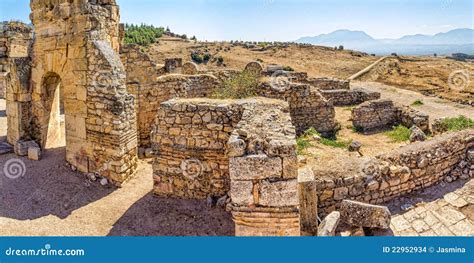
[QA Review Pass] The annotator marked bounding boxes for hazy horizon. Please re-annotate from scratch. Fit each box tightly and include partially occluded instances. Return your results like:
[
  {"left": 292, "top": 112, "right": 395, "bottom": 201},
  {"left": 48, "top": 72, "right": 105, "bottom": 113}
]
[{"left": 1, "top": 0, "right": 473, "bottom": 41}]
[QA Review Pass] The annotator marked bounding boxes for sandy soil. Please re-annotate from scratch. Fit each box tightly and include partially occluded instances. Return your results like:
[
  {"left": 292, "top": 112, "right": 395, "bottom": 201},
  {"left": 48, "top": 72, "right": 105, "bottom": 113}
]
[
  {"left": 147, "top": 37, "right": 379, "bottom": 79},
  {"left": 0, "top": 99, "right": 234, "bottom": 236}
]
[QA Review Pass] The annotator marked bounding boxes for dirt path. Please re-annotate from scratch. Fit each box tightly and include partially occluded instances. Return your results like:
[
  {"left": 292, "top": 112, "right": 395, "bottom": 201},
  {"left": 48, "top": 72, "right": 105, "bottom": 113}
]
[
  {"left": 347, "top": 57, "right": 388, "bottom": 80},
  {"left": 352, "top": 81, "right": 474, "bottom": 119}
]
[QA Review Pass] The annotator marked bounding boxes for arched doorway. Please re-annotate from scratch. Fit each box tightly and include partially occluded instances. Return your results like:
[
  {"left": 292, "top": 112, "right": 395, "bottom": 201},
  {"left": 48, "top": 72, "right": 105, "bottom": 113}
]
[{"left": 42, "top": 72, "right": 66, "bottom": 149}]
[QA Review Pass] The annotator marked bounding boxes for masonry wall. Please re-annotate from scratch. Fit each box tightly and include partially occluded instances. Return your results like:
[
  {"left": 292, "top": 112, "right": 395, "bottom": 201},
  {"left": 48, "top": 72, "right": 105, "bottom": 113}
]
[
  {"left": 0, "top": 22, "right": 33, "bottom": 144},
  {"left": 320, "top": 88, "right": 380, "bottom": 106},
  {"left": 152, "top": 98, "right": 244, "bottom": 199},
  {"left": 151, "top": 97, "right": 300, "bottom": 236},
  {"left": 352, "top": 99, "right": 430, "bottom": 132},
  {"left": 134, "top": 74, "right": 220, "bottom": 147},
  {"left": 258, "top": 82, "right": 337, "bottom": 136},
  {"left": 301, "top": 77, "right": 350, "bottom": 90},
  {"left": 305, "top": 129, "right": 473, "bottom": 216},
  {"left": 24, "top": 0, "right": 138, "bottom": 184}
]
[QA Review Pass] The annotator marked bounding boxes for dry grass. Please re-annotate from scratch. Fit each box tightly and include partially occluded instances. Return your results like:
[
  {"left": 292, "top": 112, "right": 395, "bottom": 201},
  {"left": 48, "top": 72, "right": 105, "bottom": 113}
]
[{"left": 146, "top": 37, "right": 379, "bottom": 79}]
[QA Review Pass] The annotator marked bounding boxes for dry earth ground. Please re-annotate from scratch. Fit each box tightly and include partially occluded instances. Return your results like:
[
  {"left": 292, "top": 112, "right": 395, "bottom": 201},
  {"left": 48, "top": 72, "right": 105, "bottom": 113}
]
[
  {"left": 148, "top": 37, "right": 379, "bottom": 79},
  {"left": 0, "top": 98, "right": 234, "bottom": 236}
]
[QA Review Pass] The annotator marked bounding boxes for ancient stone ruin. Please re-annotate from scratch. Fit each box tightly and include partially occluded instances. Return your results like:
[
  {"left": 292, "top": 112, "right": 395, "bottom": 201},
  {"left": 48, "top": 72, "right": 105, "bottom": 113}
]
[
  {"left": 1, "top": 0, "right": 471, "bottom": 237},
  {"left": 352, "top": 99, "right": 430, "bottom": 133}
]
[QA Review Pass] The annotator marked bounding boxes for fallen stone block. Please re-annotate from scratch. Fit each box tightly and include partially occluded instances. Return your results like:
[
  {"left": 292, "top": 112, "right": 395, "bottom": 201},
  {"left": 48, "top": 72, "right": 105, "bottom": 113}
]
[
  {"left": 340, "top": 200, "right": 391, "bottom": 229},
  {"left": 15, "top": 140, "right": 39, "bottom": 156},
  {"left": 27, "top": 146, "right": 42, "bottom": 161},
  {"left": 409, "top": 126, "right": 427, "bottom": 143},
  {"left": 318, "top": 211, "right": 341, "bottom": 236}
]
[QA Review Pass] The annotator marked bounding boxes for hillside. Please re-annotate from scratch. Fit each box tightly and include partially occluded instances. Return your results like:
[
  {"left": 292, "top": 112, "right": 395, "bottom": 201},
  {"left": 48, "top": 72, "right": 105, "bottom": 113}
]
[
  {"left": 146, "top": 36, "right": 379, "bottom": 79},
  {"left": 359, "top": 56, "right": 474, "bottom": 105}
]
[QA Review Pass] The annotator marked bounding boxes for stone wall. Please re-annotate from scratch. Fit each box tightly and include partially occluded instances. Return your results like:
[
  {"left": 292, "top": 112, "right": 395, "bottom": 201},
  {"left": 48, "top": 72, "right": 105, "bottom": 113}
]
[
  {"left": 258, "top": 82, "right": 338, "bottom": 136},
  {"left": 152, "top": 98, "right": 244, "bottom": 199},
  {"left": 151, "top": 97, "right": 300, "bottom": 236},
  {"left": 135, "top": 74, "right": 220, "bottom": 147},
  {"left": 302, "top": 129, "right": 473, "bottom": 216},
  {"left": 301, "top": 77, "right": 350, "bottom": 90},
  {"left": 320, "top": 87, "right": 380, "bottom": 106},
  {"left": 0, "top": 22, "right": 33, "bottom": 143},
  {"left": 6, "top": 0, "right": 139, "bottom": 184},
  {"left": 352, "top": 99, "right": 430, "bottom": 133}
]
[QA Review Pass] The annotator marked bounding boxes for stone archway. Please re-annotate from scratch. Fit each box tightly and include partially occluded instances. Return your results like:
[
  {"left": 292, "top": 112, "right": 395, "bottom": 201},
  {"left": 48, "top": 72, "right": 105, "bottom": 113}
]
[
  {"left": 41, "top": 72, "right": 65, "bottom": 149},
  {"left": 24, "top": 0, "right": 137, "bottom": 183}
]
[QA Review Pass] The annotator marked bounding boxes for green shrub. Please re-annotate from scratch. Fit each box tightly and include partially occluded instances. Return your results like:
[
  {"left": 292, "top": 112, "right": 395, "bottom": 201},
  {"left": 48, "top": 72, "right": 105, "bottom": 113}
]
[
  {"left": 411, "top": 99, "right": 424, "bottom": 106},
  {"left": 385, "top": 125, "right": 410, "bottom": 142},
  {"left": 124, "top": 23, "right": 164, "bottom": 47},
  {"left": 441, "top": 116, "right": 474, "bottom": 131},
  {"left": 296, "top": 127, "right": 351, "bottom": 154},
  {"left": 283, "top": 66, "right": 295, "bottom": 72},
  {"left": 212, "top": 71, "right": 259, "bottom": 99},
  {"left": 191, "top": 53, "right": 203, "bottom": 63}
]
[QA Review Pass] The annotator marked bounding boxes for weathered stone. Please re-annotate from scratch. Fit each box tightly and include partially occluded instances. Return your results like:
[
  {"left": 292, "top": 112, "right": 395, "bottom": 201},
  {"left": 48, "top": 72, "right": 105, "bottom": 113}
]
[
  {"left": 27, "top": 146, "right": 41, "bottom": 161},
  {"left": 230, "top": 155, "right": 282, "bottom": 180},
  {"left": 340, "top": 200, "right": 391, "bottom": 229},
  {"left": 259, "top": 179, "right": 298, "bottom": 207},
  {"left": 348, "top": 141, "right": 362, "bottom": 152},
  {"left": 409, "top": 126, "right": 427, "bottom": 143},
  {"left": 318, "top": 211, "right": 341, "bottom": 236},
  {"left": 230, "top": 180, "right": 254, "bottom": 206},
  {"left": 14, "top": 140, "right": 39, "bottom": 156}
]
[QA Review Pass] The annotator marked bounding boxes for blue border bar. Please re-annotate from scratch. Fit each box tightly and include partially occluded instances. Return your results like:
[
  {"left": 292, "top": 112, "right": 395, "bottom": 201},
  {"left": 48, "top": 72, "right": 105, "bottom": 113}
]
[{"left": 0, "top": 237, "right": 472, "bottom": 263}]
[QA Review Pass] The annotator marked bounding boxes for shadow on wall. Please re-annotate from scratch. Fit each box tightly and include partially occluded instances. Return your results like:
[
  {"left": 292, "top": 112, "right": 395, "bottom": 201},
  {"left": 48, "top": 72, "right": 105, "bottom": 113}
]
[
  {"left": 0, "top": 147, "right": 116, "bottom": 220},
  {"left": 108, "top": 192, "right": 235, "bottom": 236}
]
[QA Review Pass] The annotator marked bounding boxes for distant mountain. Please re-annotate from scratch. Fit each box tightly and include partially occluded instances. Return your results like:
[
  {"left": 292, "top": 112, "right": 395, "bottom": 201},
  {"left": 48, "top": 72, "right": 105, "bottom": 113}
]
[
  {"left": 296, "top": 28, "right": 474, "bottom": 55},
  {"left": 297, "top": 29, "right": 378, "bottom": 47}
]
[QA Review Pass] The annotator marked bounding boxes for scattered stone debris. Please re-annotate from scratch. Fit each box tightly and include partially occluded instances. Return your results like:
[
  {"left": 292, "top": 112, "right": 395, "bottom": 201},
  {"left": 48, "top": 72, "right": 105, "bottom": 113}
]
[
  {"left": 27, "top": 146, "right": 41, "bottom": 161},
  {"left": 340, "top": 200, "right": 391, "bottom": 229},
  {"left": 409, "top": 125, "right": 427, "bottom": 142},
  {"left": 318, "top": 211, "right": 341, "bottom": 236},
  {"left": 348, "top": 140, "right": 363, "bottom": 156},
  {"left": 100, "top": 178, "right": 109, "bottom": 186},
  {"left": 14, "top": 140, "right": 39, "bottom": 156}
]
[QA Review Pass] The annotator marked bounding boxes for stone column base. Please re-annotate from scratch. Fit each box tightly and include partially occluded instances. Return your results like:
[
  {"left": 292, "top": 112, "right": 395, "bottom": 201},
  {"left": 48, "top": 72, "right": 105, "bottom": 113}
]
[{"left": 230, "top": 206, "right": 300, "bottom": 236}]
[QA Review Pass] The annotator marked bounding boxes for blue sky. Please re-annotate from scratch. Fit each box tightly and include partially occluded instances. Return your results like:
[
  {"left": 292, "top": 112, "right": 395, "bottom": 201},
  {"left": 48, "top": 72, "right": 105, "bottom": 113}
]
[{"left": 1, "top": 0, "right": 472, "bottom": 41}]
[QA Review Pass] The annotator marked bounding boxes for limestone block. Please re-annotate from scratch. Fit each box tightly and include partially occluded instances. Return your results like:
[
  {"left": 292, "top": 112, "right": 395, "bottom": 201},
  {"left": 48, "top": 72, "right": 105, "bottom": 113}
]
[
  {"left": 318, "top": 211, "right": 341, "bottom": 236},
  {"left": 340, "top": 200, "right": 391, "bottom": 229},
  {"left": 259, "top": 179, "right": 298, "bottom": 207},
  {"left": 230, "top": 155, "right": 282, "bottom": 180},
  {"left": 230, "top": 180, "right": 254, "bottom": 206},
  {"left": 14, "top": 140, "right": 39, "bottom": 156},
  {"left": 28, "top": 146, "right": 42, "bottom": 161}
]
